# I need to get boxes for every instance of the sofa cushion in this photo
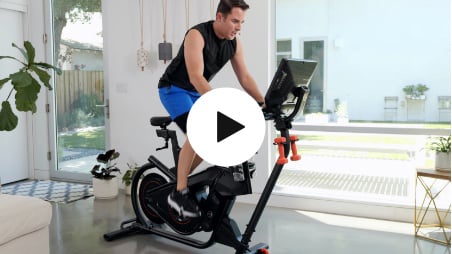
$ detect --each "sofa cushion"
[0,194,52,245]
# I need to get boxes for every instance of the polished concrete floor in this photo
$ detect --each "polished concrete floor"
[49,192,450,254]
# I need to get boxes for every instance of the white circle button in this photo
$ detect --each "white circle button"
[187,88,265,167]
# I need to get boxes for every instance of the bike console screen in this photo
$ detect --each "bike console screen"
[264,58,317,121]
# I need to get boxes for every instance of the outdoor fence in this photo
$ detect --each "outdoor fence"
[55,70,104,115]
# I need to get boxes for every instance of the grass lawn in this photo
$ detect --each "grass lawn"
[294,122,450,160]
[299,148,410,160]
[58,128,105,150]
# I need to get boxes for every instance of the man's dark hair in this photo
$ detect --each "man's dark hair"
[217,0,250,16]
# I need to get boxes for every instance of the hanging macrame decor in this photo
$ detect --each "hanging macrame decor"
[137,0,149,71]
[159,0,172,64]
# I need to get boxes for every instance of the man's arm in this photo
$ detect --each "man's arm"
[184,29,211,95]
[231,38,265,103]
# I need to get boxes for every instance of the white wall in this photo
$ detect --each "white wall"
[0,1,29,184]
[103,0,272,192]
[0,0,52,184]
[277,0,451,122]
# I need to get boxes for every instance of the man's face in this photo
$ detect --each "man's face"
[217,7,246,40]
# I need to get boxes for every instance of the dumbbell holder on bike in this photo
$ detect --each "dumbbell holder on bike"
[104,59,312,254]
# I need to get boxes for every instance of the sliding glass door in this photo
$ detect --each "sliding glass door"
[274,0,451,220]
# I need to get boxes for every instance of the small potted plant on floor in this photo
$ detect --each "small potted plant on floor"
[428,136,451,172]
[91,149,121,199]
[122,163,140,195]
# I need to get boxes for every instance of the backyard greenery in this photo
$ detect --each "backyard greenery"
[57,121,449,164]
[295,122,450,161]
[58,127,105,150]
[298,134,416,145]
[57,93,105,131]
[297,134,415,161]
[299,148,410,160]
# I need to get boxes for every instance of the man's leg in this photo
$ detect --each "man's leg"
[176,138,196,191]
[189,154,203,174]
[160,87,202,218]
[168,137,201,218]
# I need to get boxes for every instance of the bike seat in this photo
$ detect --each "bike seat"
[150,116,172,127]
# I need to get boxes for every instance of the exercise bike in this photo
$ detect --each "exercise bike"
[104,58,317,254]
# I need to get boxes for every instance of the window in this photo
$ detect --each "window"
[274,0,451,221]
[276,39,291,65]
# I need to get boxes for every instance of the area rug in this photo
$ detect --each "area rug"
[1,180,93,203]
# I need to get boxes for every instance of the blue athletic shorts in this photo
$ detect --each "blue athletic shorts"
[159,85,201,133]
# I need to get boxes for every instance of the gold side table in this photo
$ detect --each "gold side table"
[415,168,451,245]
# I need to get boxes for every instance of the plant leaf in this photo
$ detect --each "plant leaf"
[12,42,28,63]
[91,165,102,178]
[30,66,52,91]
[10,71,32,88]
[23,41,35,65]
[34,62,62,75]
[15,78,41,113]
[0,78,10,90]
[97,149,116,163]
[0,56,26,67]
[0,56,19,61]
[0,101,19,131]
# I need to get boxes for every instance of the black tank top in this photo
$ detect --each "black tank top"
[158,21,237,91]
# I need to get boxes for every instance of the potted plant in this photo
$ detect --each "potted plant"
[334,98,349,124]
[428,136,451,172]
[415,83,429,99]
[122,163,140,195]
[0,41,61,131]
[403,84,429,100]
[403,85,416,99]
[91,149,121,199]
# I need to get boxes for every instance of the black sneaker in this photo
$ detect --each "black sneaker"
[167,188,201,218]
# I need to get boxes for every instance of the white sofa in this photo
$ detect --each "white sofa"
[0,194,52,254]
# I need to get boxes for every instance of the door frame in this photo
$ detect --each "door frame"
[300,36,328,113]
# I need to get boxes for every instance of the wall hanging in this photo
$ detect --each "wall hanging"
[158,0,172,64]
[137,0,149,71]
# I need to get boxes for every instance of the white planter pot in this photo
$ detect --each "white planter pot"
[125,185,132,196]
[93,177,119,199]
[435,152,451,172]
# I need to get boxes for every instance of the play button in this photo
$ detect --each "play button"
[217,112,244,142]
[187,88,265,167]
